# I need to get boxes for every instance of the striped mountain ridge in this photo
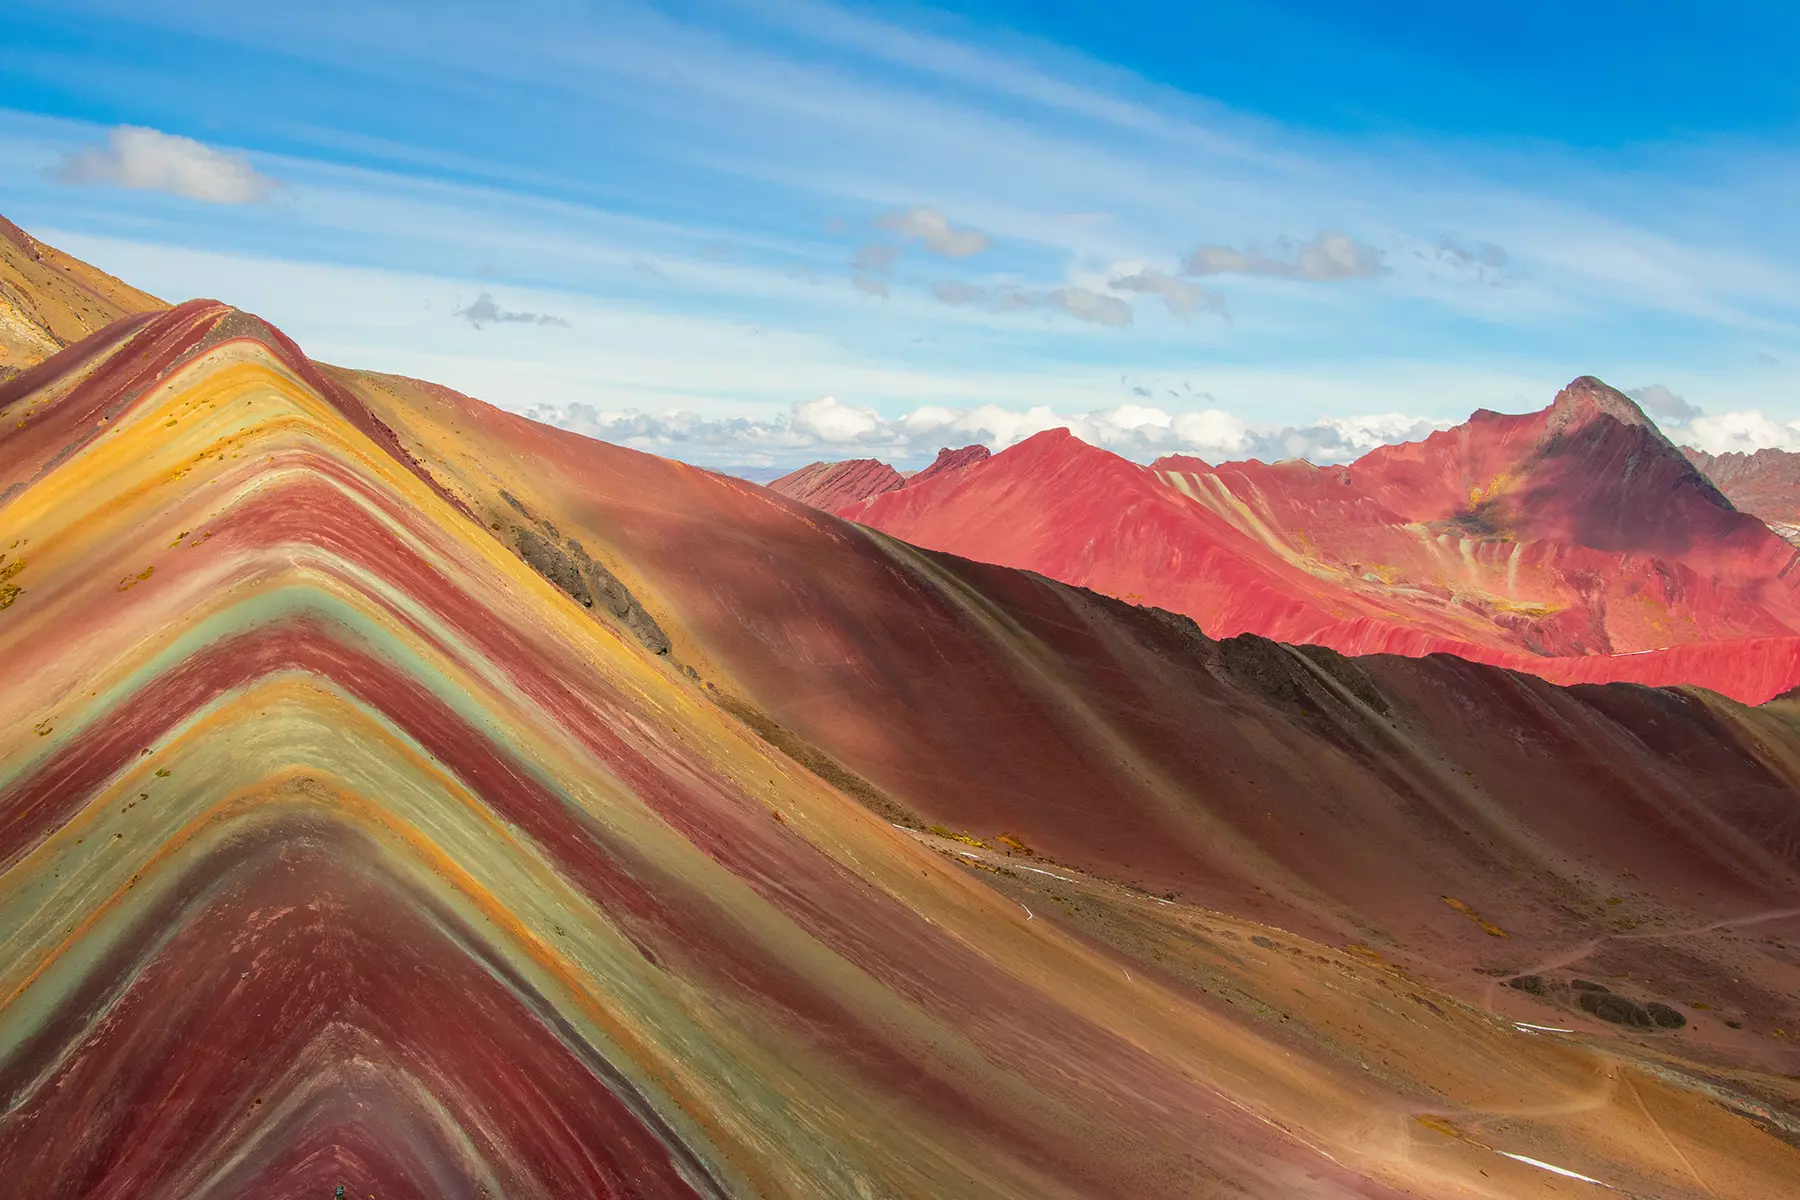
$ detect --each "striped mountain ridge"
[0,214,166,382]
[1,285,1799,1193]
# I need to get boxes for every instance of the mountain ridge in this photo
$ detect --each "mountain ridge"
[819,383,1800,700]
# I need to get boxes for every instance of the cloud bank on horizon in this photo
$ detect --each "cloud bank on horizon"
[520,382,1778,472]
[523,394,1457,469]
[0,0,1795,470]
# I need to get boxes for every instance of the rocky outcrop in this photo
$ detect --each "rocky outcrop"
[767,457,906,511]
[1685,445,1800,544]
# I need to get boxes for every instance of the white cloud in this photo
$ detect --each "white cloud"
[851,274,890,298]
[55,126,276,204]
[521,394,1449,469]
[876,207,991,257]
[1621,385,1800,455]
[1049,286,1132,327]
[1185,231,1385,281]
[1246,413,1451,462]
[1108,267,1223,318]
[792,394,884,442]
[1675,410,1800,454]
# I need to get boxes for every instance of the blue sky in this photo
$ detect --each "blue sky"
[2,0,1797,468]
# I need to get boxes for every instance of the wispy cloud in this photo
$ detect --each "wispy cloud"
[454,292,570,328]
[850,274,889,299]
[850,242,900,272]
[1109,268,1223,318]
[876,207,990,257]
[1185,231,1385,281]
[1048,286,1132,327]
[1423,236,1510,283]
[10,0,1800,454]
[55,125,276,204]
[930,279,987,306]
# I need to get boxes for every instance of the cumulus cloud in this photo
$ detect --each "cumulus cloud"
[1246,414,1452,462]
[454,293,570,328]
[1678,410,1800,454]
[1626,384,1702,423]
[877,207,991,257]
[1048,286,1132,327]
[1184,230,1384,281]
[851,274,890,299]
[1616,384,1800,455]
[55,126,277,204]
[1108,268,1224,318]
[792,395,883,442]
[522,396,1450,470]
[851,243,900,272]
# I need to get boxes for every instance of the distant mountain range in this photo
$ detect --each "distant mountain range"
[774,381,1800,702]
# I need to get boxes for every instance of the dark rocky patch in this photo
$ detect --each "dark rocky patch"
[1578,989,1654,1027]
[500,492,671,656]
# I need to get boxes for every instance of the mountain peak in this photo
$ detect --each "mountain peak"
[768,457,905,511]
[1546,375,1664,442]
[908,443,990,487]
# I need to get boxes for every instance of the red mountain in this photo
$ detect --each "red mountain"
[769,444,991,511]
[766,456,905,509]
[834,378,1800,702]
[1685,445,1800,543]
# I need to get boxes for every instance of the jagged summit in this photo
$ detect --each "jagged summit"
[1546,374,1664,438]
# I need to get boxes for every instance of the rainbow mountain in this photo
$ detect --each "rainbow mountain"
[2,231,1800,1197]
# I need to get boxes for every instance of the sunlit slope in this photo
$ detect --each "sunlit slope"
[2,297,1798,1197]
[0,214,165,380]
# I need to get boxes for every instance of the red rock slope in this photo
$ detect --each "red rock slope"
[839,379,1800,702]
[769,444,991,510]
[766,457,904,509]
[1686,445,1800,543]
